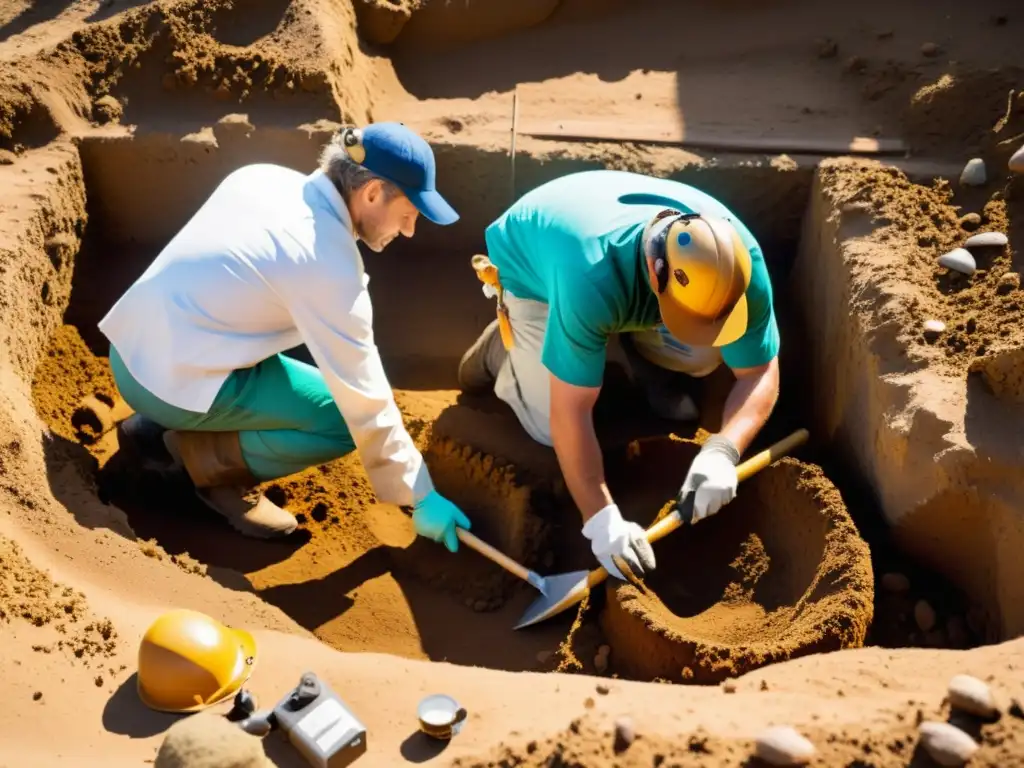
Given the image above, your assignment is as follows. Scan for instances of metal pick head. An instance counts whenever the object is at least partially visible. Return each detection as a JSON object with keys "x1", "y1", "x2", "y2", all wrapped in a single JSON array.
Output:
[{"x1": 513, "y1": 570, "x2": 592, "y2": 630}]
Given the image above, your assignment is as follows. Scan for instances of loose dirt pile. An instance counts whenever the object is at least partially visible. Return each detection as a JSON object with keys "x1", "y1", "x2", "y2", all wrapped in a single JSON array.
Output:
[
  {"x1": 598, "y1": 438, "x2": 874, "y2": 684},
  {"x1": 0, "y1": 533, "x2": 118, "y2": 665}
]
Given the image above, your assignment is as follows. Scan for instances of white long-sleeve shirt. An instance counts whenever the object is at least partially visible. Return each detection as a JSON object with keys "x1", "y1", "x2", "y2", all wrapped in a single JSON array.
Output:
[{"x1": 98, "y1": 163, "x2": 433, "y2": 506}]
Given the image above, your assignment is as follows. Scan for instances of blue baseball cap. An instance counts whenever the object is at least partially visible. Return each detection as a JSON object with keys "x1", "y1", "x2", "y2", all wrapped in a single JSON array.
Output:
[{"x1": 356, "y1": 122, "x2": 458, "y2": 226}]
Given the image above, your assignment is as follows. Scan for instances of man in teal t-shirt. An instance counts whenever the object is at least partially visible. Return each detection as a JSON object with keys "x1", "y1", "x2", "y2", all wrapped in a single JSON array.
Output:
[{"x1": 458, "y1": 170, "x2": 781, "y2": 582}]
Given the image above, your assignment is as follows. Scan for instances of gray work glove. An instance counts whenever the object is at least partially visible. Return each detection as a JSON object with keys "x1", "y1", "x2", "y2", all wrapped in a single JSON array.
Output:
[
  {"x1": 678, "y1": 435, "x2": 741, "y2": 524},
  {"x1": 582, "y1": 503, "x2": 656, "y2": 585}
]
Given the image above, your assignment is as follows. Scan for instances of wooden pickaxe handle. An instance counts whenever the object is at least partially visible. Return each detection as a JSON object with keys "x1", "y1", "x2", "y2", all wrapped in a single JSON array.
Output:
[{"x1": 582, "y1": 428, "x2": 810, "y2": 591}]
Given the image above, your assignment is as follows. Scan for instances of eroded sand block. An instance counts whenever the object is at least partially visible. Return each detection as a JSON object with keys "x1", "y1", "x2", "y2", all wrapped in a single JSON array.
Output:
[
  {"x1": 597, "y1": 437, "x2": 873, "y2": 684},
  {"x1": 791, "y1": 158, "x2": 1024, "y2": 640}
]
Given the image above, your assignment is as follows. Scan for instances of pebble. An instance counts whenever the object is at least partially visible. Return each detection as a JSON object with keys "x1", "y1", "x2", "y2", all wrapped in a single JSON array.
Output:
[
  {"x1": 32, "y1": 691, "x2": 42, "y2": 702},
  {"x1": 959, "y1": 158, "x2": 987, "y2": 186},
  {"x1": 816, "y1": 38, "x2": 838, "y2": 58},
  {"x1": 965, "y1": 231, "x2": 1008, "y2": 248},
  {"x1": 921, "y1": 42, "x2": 942, "y2": 57},
  {"x1": 881, "y1": 572, "x2": 911, "y2": 592},
  {"x1": 594, "y1": 653, "x2": 609, "y2": 674},
  {"x1": 596, "y1": 683, "x2": 610, "y2": 695},
  {"x1": 959, "y1": 213, "x2": 982, "y2": 231},
  {"x1": 918, "y1": 721, "x2": 978, "y2": 766},
  {"x1": 915, "y1": 600, "x2": 937, "y2": 632},
  {"x1": 1009, "y1": 143, "x2": 1024, "y2": 173},
  {"x1": 613, "y1": 717, "x2": 635, "y2": 753},
  {"x1": 997, "y1": 272, "x2": 1020, "y2": 295},
  {"x1": 722, "y1": 680, "x2": 737, "y2": 693},
  {"x1": 946, "y1": 616, "x2": 969, "y2": 649},
  {"x1": 938, "y1": 248, "x2": 976, "y2": 276},
  {"x1": 754, "y1": 726, "x2": 817, "y2": 766},
  {"x1": 923, "y1": 320, "x2": 946, "y2": 341},
  {"x1": 948, "y1": 674, "x2": 999, "y2": 718}
]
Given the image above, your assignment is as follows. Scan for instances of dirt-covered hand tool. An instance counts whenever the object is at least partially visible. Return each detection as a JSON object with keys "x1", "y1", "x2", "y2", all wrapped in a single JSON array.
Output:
[
  {"x1": 455, "y1": 528, "x2": 554, "y2": 597},
  {"x1": 514, "y1": 428, "x2": 810, "y2": 630}
]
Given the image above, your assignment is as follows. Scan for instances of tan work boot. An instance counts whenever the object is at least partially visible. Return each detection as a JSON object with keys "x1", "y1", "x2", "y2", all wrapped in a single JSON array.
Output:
[
  {"x1": 163, "y1": 431, "x2": 297, "y2": 539},
  {"x1": 458, "y1": 319, "x2": 507, "y2": 393}
]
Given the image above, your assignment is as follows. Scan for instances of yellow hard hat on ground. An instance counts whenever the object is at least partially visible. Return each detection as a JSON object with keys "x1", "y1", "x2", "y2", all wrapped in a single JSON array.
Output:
[
  {"x1": 137, "y1": 608, "x2": 257, "y2": 713},
  {"x1": 646, "y1": 209, "x2": 752, "y2": 347}
]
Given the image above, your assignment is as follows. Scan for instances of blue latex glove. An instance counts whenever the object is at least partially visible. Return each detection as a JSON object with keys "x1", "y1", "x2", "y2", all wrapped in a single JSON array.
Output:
[{"x1": 412, "y1": 490, "x2": 472, "y2": 552}]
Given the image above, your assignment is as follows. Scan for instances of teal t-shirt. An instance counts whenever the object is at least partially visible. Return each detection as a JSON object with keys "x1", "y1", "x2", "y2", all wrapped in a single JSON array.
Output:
[{"x1": 484, "y1": 170, "x2": 780, "y2": 388}]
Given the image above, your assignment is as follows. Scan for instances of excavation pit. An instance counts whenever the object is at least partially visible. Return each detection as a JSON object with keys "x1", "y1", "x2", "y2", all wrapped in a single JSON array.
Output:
[
  {"x1": 600, "y1": 437, "x2": 873, "y2": 685},
  {"x1": 23, "y1": 121, "x2": 1013, "y2": 685}
]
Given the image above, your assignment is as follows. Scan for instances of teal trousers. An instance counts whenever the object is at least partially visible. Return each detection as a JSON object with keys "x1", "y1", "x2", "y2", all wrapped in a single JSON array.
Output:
[{"x1": 108, "y1": 344, "x2": 356, "y2": 482}]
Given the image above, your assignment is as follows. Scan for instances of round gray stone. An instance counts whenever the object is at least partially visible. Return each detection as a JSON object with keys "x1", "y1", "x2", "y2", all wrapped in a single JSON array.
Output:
[
  {"x1": 1010, "y1": 143, "x2": 1024, "y2": 173},
  {"x1": 918, "y1": 721, "x2": 978, "y2": 766},
  {"x1": 965, "y1": 231, "x2": 1009, "y2": 248},
  {"x1": 754, "y1": 726, "x2": 816, "y2": 766},
  {"x1": 948, "y1": 674, "x2": 999, "y2": 718},
  {"x1": 959, "y1": 158, "x2": 986, "y2": 186},
  {"x1": 938, "y1": 248, "x2": 976, "y2": 275}
]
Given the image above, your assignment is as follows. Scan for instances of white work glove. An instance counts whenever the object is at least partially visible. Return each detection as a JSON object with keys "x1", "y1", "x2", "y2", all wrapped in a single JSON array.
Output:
[
  {"x1": 679, "y1": 435, "x2": 741, "y2": 523},
  {"x1": 582, "y1": 503, "x2": 656, "y2": 584}
]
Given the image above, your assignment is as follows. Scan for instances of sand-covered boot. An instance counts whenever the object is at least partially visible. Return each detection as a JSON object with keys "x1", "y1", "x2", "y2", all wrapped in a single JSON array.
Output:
[
  {"x1": 458, "y1": 318, "x2": 507, "y2": 393},
  {"x1": 163, "y1": 430, "x2": 297, "y2": 539},
  {"x1": 116, "y1": 413, "x2": 179, "y2": 472}
]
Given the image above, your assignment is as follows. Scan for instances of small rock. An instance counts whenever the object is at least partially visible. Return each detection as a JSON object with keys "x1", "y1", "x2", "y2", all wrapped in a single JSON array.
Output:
[
  {"x1": 923, "y1": 320, "x2": 946, "y2": 341},
  {"x1": 722, "y1": 680, "x2": 737, "y2": 693},
  {"x1": 613, "y1": 717, "x2": 635, "y2": 753},
  {"x1": 959, "y1": 213, "x2": 982, "y2": 231},
  {"x1": 1010, "y1": 143, "x2": 1024, "y2": 173},
  {"x1": 925, "y1": 629, "x2": 948, "y2": 647},
  {"x1": 946, "y1": 616, "x2": 969, "y2": 648},
  {"x1": 32, "y1": 691, "x2": 42, "y2": 701},
  {"x1": 921, "y1": 42, "x2": 942, "y2": 57},
  {"x1": 966, "y1": 605, "x2": 986, "y2": 636},
  {"x1": 965, "y1": 231, "x2": 1008, "y2": 248},
  {"x1": 596, "y1": 683, "x2": 610, "y2": 695},
  {"x1": 997, "y1": 272, "x2": 1020, "y2": 295},
  {"x1": 92, "y1": 94, "x2": 123, "y2": 125},
  {"x1": 844, "y1": 56, "x2": 867, "y2": 74},
  {"x1": 918, "y1": 720, "x2": 978, "y2": 766},
  {"x1": 816, "y1": 38, "x2": 838, "y2": 58},
  {"x1": 584, "y1": 696, "x2": 595, "y2": 709},
  {"x1": 938, "y1": 248, "x2": 976, "y2": 276},
  {"x1": 915, "y1": 600, "x2": 937, "y2": 632},
  {"x1": 881, "y1": 572, "x2": 911, "y2": 592},
  {"x1": 755, "y1": 726, "x2": 816, "y2": 766},
  {"x1": 948, "y1": 674, "x2": 999, "y2": 718},
  {"x1": 0, "y1": 149, "x2": 15, "y2": 165},
  {"x1": 1010, "y1": 698, "x2": 1024, "y2": 720},
  {"x1": 594, "y1": 652, "x2": 609, "y2": 674},
  {"x1": 536, "y1": 650, "x2": 554, "y2": 665},
  {"x1": 959, "y1": 158, "x2": 986, "y2": 186}
]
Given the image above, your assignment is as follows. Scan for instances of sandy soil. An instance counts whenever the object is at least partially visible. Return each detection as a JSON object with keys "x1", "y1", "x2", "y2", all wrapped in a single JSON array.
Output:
[{"x1": 2, "y1": 0, "x2": 1024, "y2": 766}]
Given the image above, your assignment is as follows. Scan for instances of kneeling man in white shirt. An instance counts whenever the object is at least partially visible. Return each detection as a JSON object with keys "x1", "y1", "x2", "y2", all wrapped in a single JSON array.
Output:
[{"x1": 99, "y1": 122, "x2": 473, "y2": 548}]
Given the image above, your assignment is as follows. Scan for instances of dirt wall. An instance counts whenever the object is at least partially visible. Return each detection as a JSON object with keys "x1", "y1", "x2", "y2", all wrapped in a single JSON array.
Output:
[
  {"x1": 76, "y1": 129, "x2": 813, "y2": 365},
  {"x1": 791, "y1": 158, "x2": 1024, "y2": 640}
]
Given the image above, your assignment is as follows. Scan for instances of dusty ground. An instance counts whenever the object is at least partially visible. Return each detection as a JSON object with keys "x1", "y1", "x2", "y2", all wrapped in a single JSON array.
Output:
[{"x1": 2, "y1": 0, "x2": 1024, "y2": 766}]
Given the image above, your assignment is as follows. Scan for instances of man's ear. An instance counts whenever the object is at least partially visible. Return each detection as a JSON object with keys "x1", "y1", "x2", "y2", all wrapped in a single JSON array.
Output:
[{"x1": 363, "y1": 178, "x2": 384, "y2": 205}]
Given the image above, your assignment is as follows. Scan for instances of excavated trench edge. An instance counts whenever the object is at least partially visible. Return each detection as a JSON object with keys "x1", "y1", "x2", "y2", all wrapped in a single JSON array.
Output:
[{"x1": 18, "y1": 129, "x2": 994, "y2": 682}]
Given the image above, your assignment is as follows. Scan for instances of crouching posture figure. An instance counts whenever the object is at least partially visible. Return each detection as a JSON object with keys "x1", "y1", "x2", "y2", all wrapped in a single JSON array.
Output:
[
  {"x1": 99, "y1": 122, "x2": 472, "y2": 549},
  {"x1": 458, "y1": 170, "x2": 781, "y2": 580}
]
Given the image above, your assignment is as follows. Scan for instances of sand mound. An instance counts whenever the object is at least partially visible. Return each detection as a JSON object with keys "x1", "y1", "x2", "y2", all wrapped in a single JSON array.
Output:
[{"x1": 599, "y1": 438, "x2": 873, "y2": 684}]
